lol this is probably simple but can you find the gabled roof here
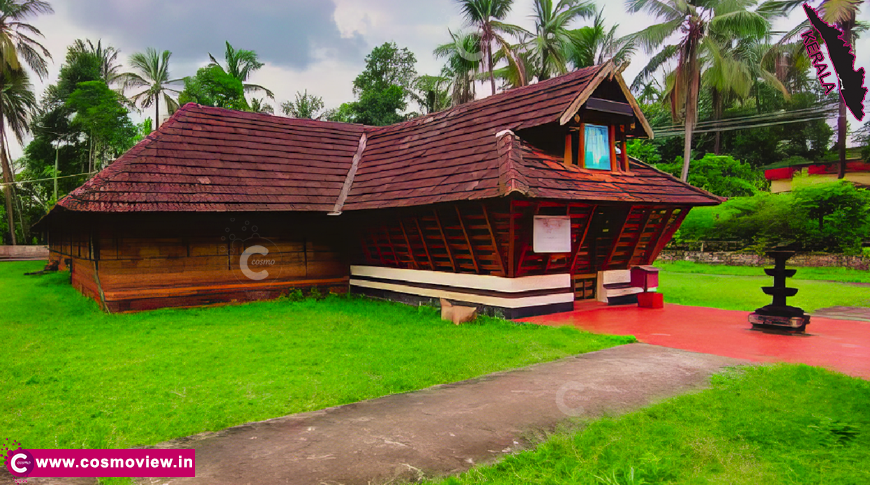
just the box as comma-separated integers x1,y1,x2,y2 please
52,63,720,215
58,107,366,212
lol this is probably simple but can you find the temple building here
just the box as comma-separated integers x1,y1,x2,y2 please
35,62,721,316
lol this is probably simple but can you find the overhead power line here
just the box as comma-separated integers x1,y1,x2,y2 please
651,102,840,138
0,171,97,188
651,103,839,132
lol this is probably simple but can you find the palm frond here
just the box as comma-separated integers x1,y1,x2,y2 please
631,43,680,89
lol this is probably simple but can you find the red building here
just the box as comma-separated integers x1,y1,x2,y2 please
36,62,721,316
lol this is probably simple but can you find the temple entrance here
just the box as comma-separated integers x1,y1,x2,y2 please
573,273,597,300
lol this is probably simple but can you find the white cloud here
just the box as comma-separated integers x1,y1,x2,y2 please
9,0,870,161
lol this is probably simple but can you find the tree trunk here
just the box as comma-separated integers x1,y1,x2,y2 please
837,100,847,179
155,95,160,131
487,42,496,96
680,48,701,182
2,132,27,242
0,109,17,245
713,89,722,155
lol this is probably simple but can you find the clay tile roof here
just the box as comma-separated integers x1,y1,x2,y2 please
54,64,721,215
58,104,367,212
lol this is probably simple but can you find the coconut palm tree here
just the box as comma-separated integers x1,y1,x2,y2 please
455,0,527,95
434,30,484,105
526,0,595,80
121,48,181,129
71,39,122,86
281,90,324,119
411,74,451,114
0,0,53,245
567,8,635,69
0,70,38,238
0,0,53,79
249,98,274,114
627,0,770,181
209,41,274,99
696,26,789,155
0,69,36,244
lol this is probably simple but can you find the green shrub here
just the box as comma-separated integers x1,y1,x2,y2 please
677,179,870,253
791,177,870,254
655,154,765,198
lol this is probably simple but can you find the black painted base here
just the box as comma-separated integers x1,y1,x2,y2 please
608,294,639,306
351,286,575,319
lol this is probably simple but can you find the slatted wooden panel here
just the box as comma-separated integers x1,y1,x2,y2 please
360,200,693,279
359,201,511,277
603,206,650,270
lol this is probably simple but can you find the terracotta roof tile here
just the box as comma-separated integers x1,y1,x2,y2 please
54,64,720,216
59,104,366,212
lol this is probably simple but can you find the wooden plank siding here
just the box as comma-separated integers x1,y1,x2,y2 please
46,213,349,312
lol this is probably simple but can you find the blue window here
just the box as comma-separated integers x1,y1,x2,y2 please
584,124,611,170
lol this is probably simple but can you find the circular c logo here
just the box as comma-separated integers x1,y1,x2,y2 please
6,449,34,478
240,245,270,281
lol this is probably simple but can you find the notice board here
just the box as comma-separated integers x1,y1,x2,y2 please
533,216,571,253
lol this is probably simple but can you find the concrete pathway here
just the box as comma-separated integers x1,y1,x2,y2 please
123,344,740,485
525,303,870,379
814,306,870,323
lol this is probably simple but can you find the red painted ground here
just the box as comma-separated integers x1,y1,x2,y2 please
523,303,870,380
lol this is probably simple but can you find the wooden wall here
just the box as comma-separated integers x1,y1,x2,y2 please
43,201,689,312
356,198,689,281
46,212,349,312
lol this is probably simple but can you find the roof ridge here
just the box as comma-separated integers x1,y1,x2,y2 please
364,64,604,135
496,130,531,197
329,133,368,215
180,103,371,130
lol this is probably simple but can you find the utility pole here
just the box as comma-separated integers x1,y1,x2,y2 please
54,140,59,202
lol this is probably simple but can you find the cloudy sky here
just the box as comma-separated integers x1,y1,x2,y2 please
13,0,870,158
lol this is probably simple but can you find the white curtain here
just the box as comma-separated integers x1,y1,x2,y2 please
584,124,610,170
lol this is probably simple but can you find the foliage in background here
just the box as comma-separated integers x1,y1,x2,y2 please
120,48,181,124
340,42,418,126
522,0,595,81
323,102,357,124
455,0,524,94
432,30,483,107
676,179,870,254
15,40,139,243
0,0,54,246
207,41,273,99
633,88,835,171
856,121,870,161
282,90,325,119
67,81,137,168
655,154,766,198
791,177,870,253
178,65,248,111
567,8,635,69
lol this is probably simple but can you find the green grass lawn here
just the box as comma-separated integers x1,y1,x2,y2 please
655,262,870,312
433,364,870,484
0,261,631,452
657,260,870,283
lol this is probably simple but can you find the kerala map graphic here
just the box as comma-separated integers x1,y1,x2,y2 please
803,3,867,121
